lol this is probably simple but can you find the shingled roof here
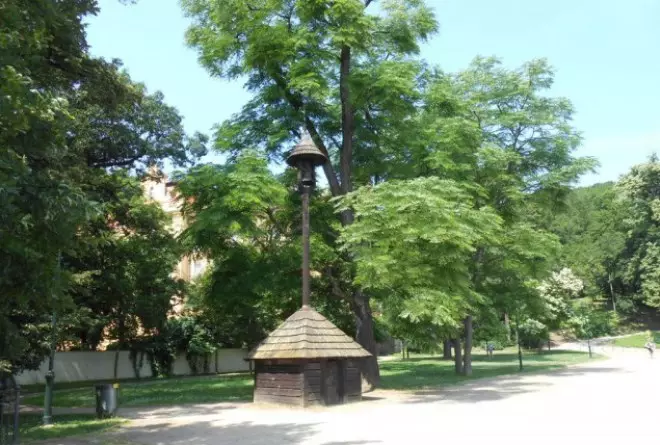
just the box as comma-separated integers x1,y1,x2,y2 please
248,306,372,360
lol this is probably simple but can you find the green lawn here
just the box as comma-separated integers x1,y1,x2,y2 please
22,350,594,410
22,374,254,409
613,331,660,348
19,414,125,443
379,349,595,391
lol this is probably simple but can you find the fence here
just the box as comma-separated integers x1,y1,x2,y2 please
0,377,19,445
15,349,249,385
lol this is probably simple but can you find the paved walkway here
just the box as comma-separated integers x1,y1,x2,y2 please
84,349,656,445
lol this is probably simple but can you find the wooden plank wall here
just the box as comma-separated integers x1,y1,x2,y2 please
345,360,362,402
304,361,322,406
254,361,304,406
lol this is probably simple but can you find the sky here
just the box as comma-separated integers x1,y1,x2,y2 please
86,0,660,185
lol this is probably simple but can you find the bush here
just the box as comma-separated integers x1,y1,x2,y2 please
474,318,513,350
518,318,549,349
479,340,506,351
566,303,618,340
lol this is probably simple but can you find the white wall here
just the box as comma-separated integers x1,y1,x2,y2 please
15,349,249,385
171,348,250,376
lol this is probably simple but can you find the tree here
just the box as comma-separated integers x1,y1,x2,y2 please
175,153,356,349
537,267,585,328
550,183,628,312
1,0,205,372
441,57,595,373
337,176,501,373
0,0,97,373
182,0,438,385
567,302,617,357
64,173,184,356
617,158,660,312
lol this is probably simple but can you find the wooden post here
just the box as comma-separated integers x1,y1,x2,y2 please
301,188,311,307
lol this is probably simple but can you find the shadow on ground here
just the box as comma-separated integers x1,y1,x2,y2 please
119,403,239,420
398,364,628,404
110,420,382,445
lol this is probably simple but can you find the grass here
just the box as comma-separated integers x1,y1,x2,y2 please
20,372,248,395
22,350,594,409
379,349,596,391
19,414,125,443
22,374,253,409
613,331,660,348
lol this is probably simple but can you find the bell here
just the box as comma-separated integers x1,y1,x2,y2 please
299,161,315,187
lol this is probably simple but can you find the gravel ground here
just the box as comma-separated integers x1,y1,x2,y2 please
93,349,659,445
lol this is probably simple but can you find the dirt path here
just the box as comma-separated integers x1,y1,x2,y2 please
34,346,658,444
82,352,656,445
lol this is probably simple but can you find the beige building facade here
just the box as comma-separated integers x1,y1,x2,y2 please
142,170,209,284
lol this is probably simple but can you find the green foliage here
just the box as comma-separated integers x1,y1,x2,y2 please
175,153,356,348
618,158,660,309
517,318,549,349
338,177,501,338
159,316,216,375
551,158,660,324
454,57,596,201
183,0,437,179
473,310,512,350
549,183,628,311
64,173,184,350
181,0,594,383
1,0,97,372
1,0,204,371
537,267,585,328
567,302,618,341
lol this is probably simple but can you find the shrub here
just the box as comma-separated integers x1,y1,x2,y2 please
518,318,549,349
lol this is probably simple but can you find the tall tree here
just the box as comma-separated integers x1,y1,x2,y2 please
64,173,184,351
337,176,502,369
1,0,206,371
0,0,97,373
618,157,660,312
444,57,594,373
550,183,628,311
182,0,438,385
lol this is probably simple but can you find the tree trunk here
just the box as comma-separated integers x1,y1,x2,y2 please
504,313,511,343
608,272,617,313
452,338,463,375
443,339,452,360
516,327,523,371
354,291,380,389
463,316,473,376
339,44,353,196
401,340,407,360
587,339,592,358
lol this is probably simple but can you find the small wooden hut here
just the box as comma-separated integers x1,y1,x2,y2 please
249,306,371,407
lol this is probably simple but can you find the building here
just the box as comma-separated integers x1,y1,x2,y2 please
142,169,209,314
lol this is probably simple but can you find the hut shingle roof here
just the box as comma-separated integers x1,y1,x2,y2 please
248,306,372,360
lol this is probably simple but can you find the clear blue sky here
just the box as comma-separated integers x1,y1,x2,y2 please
86,0,660,185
